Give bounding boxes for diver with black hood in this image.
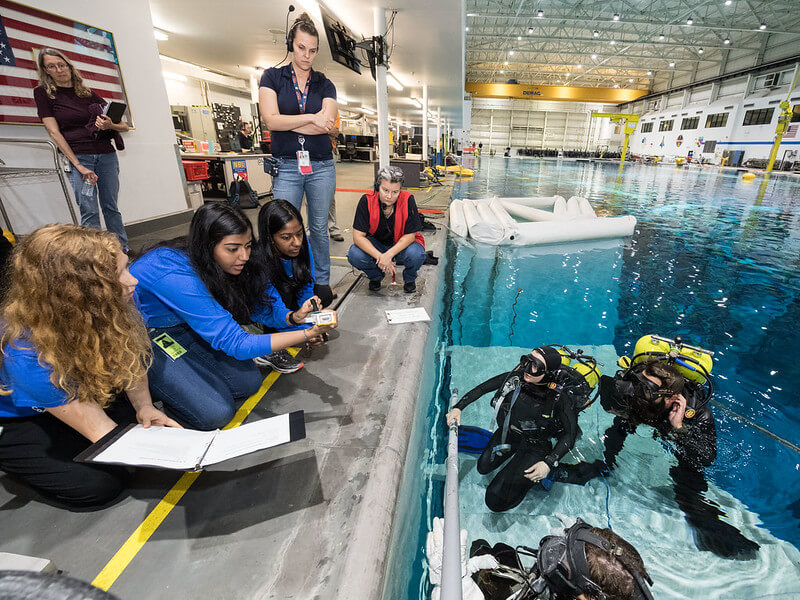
[560,335,760,560]
[446,345,595,512]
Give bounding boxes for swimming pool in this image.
[384,158,800,599]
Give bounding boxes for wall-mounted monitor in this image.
[321,7,361,75]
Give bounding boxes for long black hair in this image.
[145,203,269,324]
[257,199,313,308]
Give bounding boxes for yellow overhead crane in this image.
[590,112,640,163]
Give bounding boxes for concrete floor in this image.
[0,161,452,599]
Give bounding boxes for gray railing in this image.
[440,390,463,600]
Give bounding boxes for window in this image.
[743,108,775,126]
[791,105,800,123]
[681,117,699,130]
[703,140,717,153]
[640,122,654,133]
[705,113,728,128]
[659,120,674,131]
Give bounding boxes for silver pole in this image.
[440,390,463,600]
[374,7,390,168]
[422,84,429,162]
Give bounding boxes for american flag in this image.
[0,0,130,125]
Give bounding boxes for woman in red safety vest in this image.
[347,166,426,294]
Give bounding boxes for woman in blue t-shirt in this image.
[254,199,337,374]
[259,12,338,297]
[132,203,333,431]
[0,225,179,508]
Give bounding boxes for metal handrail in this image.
[0,137,78,234]
[440,390,463,600]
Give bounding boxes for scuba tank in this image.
[617,334,714,406]
[553,345,602,409]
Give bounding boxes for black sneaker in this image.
[403,281,416,293]
[369,279,382,291]
[254,349,304,373]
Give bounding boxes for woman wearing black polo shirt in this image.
[259,13,338,296]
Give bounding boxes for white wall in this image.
[468,97,624,154]
[627,60,800,164]
[0,0,186,234]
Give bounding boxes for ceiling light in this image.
[411,98,422,108]
[386,72,404,91]
[577,64,582,69]
[591,53,598,59]
[659,33,665,40]
[527,27,534,34]
[613,13,620,21]
[609,40,616,45]
[338,94,350,104]
[613,83,619,88]
[698,47,704,54]
[509,50,515,55]
[465,27,469,31]
[504,60,509,65]
[725,0,732,5]
[724,37,731,44]
[647,70,652,75]
[500,70,505,74]
[467,12,478,16]
[536,9,544,18]
[686,17,693,25]
[162,71,186,82]
[154,29,169,41]
[759,22,767,30]
[593,30,600,37]
[361,106,376,115]
[669,61,675,67]
[628,78,634,83]
[517,36,521,40]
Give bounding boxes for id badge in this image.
[297,150,313,175]
[153,333,187,360]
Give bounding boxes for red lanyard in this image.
[291,65,310,114]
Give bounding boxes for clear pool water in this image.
[403,158,800,599]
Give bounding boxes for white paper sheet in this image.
[201,413,292,466]
[93,426,216,470]
[385,307,431,324]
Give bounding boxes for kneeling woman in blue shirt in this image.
[132,203,333,431]
[255,199,335,373]
[0,225,179,508]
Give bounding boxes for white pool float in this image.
[456,196,636,245]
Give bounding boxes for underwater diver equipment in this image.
[457,425,493,454]
[554,345,602,408]
[616,334,715,406]
[512,519,655,600]
[491,382,521,459]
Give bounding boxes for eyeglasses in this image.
[44,62,69,71]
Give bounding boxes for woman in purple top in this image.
[33,48,130,250]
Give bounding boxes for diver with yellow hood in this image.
[560,334,760,560]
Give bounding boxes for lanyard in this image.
[290,65,311,114]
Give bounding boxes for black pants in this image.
[0,401,135,509]
[477,429,551,512]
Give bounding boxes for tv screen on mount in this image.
[321,8,361,75]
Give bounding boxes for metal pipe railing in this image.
[440,390,463,600]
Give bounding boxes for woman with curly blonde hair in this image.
[0,225,179,508]
[34,47,130,249]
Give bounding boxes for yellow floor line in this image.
[92,349,297,591]
[330,255,347,260]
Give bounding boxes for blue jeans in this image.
[347,238,426,283]
[272,158,336,284]
[146,325,263,431]
[67,152,129,249]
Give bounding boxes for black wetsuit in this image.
[455,366,588,512]
[561,373,759,559]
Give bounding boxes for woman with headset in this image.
[259,12,338,300]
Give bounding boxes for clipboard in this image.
[103,101,127,124]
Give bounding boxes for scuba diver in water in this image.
[427,517,654,600]
[560,335,760,560]
[445,345,596,512]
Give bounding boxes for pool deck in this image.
[0,162,452,599]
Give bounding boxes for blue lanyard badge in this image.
[291,65,310,114]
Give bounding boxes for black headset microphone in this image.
[272,5,296,68]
